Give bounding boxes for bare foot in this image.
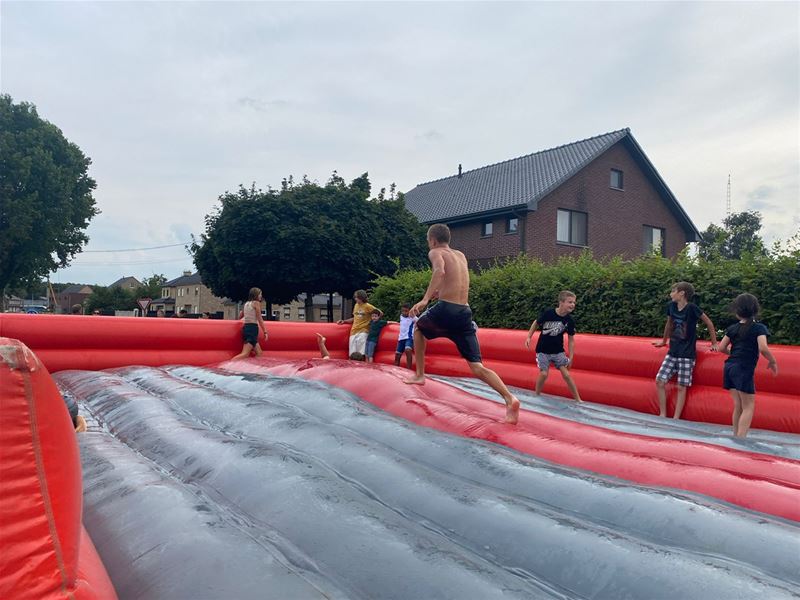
[404,375,426,385]
[505,396,520,424]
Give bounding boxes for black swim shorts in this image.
[242,323,259,346]
[723,361,756,394]
[416,300,481,363]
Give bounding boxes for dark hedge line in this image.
[370,247,800,345]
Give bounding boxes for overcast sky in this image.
[2,1,798,286]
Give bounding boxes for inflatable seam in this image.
[23,366,74,600]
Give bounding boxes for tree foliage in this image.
[191,173,428,305]
[0,95,98,296]
[138,274,167,299]
[85,285,138,314]
[698,211,766,260]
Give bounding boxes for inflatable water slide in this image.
[1,313,799,599]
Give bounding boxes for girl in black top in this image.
[718,293,778,437]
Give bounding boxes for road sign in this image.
[137,298,152,314]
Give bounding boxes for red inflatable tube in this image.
[1,313,798,432]
[0,338,116,600]
[222,358,800,522]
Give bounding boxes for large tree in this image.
[698,211,767,260]
[137,274,168,300]
[192,174,428,315]
[0,95,98,301]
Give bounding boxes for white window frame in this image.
[481,221,493,237]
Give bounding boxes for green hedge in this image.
[370,248,800,345]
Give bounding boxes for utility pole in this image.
[726,174,732,217]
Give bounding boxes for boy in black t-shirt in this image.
[652,281,718,419]
[524,290,582,402]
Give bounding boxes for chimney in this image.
[183,270,192,277]
[458,164,462,178]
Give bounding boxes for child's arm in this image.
[337,317,354,325]
[525,321,539,349]
[567,334,575,366]
[700,313,719,351]
[718,335,731,355]
[255,301,268,340]
[758,335,778,375]
[652,317,673,347]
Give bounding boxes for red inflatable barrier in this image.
[0,313,798,432]
[0,338,116,600]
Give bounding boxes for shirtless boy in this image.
[405,224,521,424]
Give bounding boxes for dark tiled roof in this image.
[61,284,92,294]
[109,276,142,288]
[164,272,203,286]
[404,129,629,223]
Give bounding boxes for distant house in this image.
[403,128,700,267]
[108,276,142,290]
[56,284,93,314]
[159,271,226,316]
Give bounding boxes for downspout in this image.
[511,207,527,256]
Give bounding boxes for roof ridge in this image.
[414,128,629,187]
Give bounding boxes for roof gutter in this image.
[424,204,529,227]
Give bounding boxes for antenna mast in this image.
[726,174,731,217]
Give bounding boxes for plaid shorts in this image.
[536,352,570,372]
[656,355,696,387]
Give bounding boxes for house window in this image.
[643,226,666,256]
[557,209,588,246]
[610,169,624,190]
[283,307,291,320]
[195,287,199,296]
[298,308,305,321]
[481,221,493,237]
[320,309,329,320]
[506,217,519,234]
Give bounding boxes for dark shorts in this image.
[416,300,481,363]
[242,323,259,346]
[395,338,413,353]
[723,361,756,394]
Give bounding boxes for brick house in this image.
[157,271,226,316]
[56,284,93,314]
[403,129,700,267]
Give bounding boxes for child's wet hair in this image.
[371,309,381,316]
[672,282,695,301]
[349,352,366,361]
[248,287,262,301]
[558,290,576,303]
[731,293,760,320]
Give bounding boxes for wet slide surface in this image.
[56,360,800,600]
